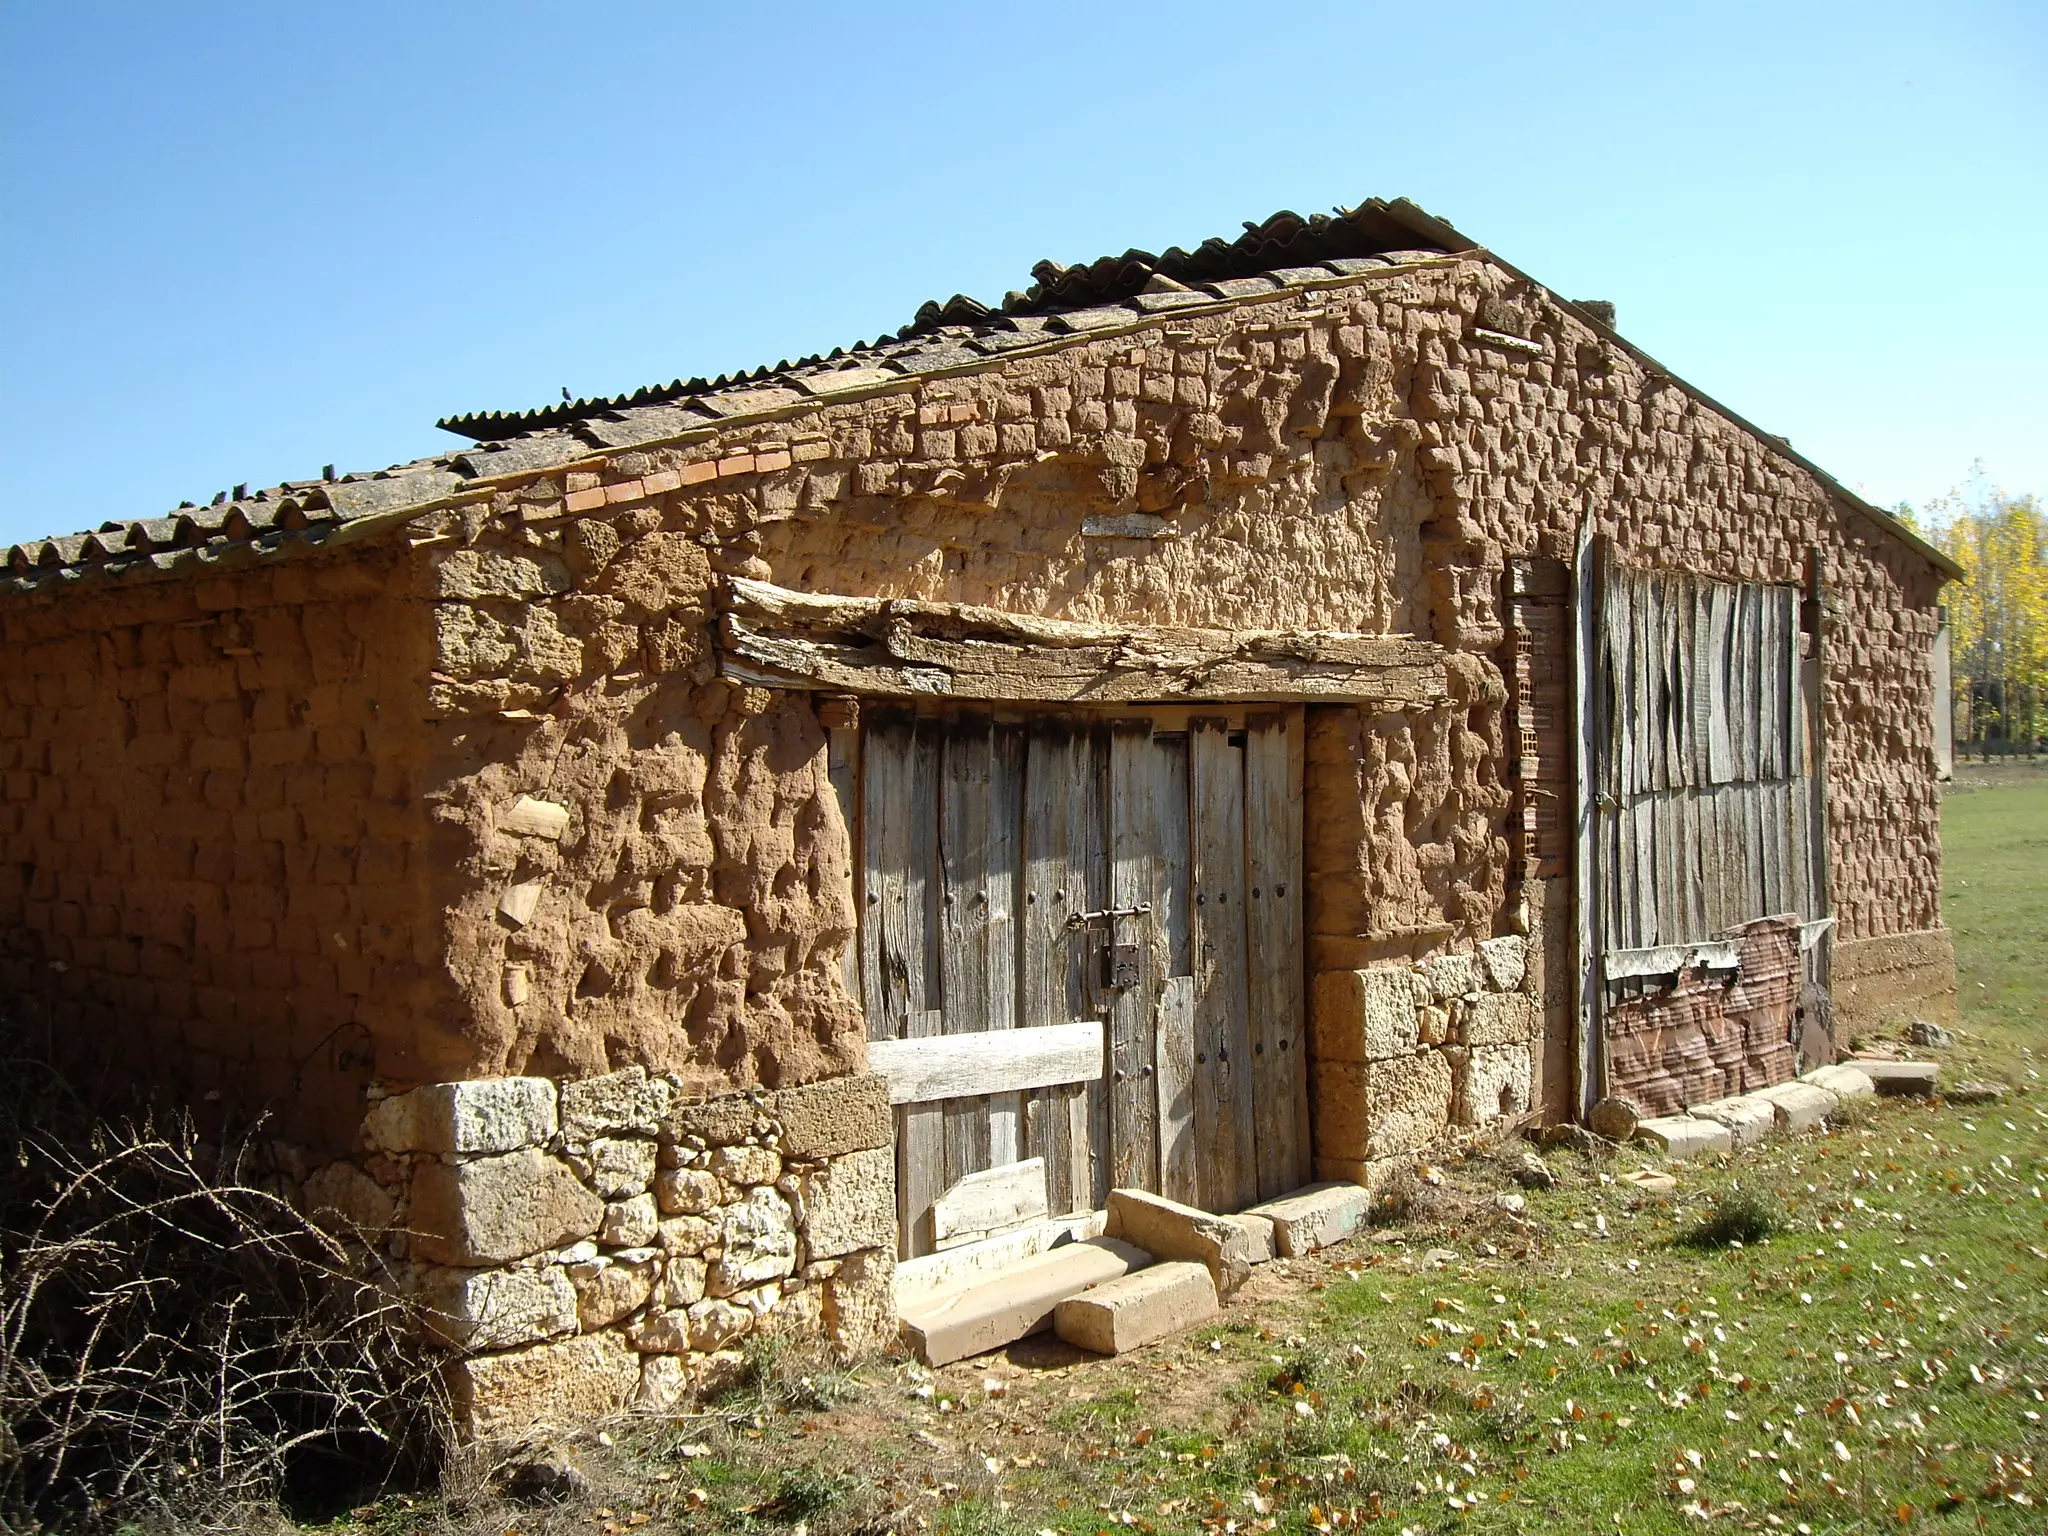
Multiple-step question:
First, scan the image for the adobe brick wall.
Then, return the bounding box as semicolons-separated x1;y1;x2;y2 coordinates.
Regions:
0;547;438;1148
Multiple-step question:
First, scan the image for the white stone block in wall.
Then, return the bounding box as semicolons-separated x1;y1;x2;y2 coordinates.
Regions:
363;1077;556;1155
560;1066;674;1140
408;1147;605;1266
655;1167;723;1216
1478;935;1528;992
1457;1043;1533;1127
600;1193;660;1249
419;1264;578;1350
688;1297;754;1351
710;1185;797;1294
1421;951;1479;1003
799;1145;896;1260
1459;992;1538;1047
1311;967;1420;1061
710;1143;782;1187
579;1136;658;1198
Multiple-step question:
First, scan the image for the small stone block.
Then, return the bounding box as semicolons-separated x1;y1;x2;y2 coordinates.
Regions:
1105;1188;1253;1297
1847;1058;1940;1095
363;1076;556;1155
1634;1115;1734;1160
1245;1182;1372;1257
1230;1213;1276;1264
1691;1095;1778;1148
773;1073;892;1158
1803;1064;1876;1099
502;796;570;839
1753;1080;1838;1133
1054;1261;1219;1355
900;1237;1150;1366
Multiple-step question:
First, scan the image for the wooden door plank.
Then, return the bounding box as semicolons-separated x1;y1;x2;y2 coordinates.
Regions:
1022;722;1076;1210
1107;721;1162;1192
1154;974;1198;1205
1244;709;1308;1198
986;722;1025;1165
1191;719;1256;1212
939;717;996;1188
869;1020;1107;1103
931;1158;1049;1249
861;713;923;1040
897;1008;945;1257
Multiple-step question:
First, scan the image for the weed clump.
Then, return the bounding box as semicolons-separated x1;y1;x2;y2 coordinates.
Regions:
1681;1189;1782;1249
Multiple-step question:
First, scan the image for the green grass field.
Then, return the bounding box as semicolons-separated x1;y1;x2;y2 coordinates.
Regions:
329;773;2048;1536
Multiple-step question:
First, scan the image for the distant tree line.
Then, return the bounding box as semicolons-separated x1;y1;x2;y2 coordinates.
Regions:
1909;479;2046;757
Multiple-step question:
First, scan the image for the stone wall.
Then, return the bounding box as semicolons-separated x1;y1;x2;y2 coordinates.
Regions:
1306;935;1534;1185
298;1067;896;1438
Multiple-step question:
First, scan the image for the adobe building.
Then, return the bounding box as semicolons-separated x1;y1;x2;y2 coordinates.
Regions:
0;198;1957;1426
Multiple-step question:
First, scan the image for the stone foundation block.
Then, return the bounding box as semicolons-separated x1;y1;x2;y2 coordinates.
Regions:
1754;1080;1837;1132
1312;1049;1453;1160
1104;1188;1252;1297
900;1237;1148;1366
1420;951;1478;1002
364;1077;555;1155
1055;1260;1219;1355
655;1167;721;1216
774;1073;893;1158
823;1245;898;1357
1458;993;1537;1048
1478;935;1528;991
709;1185;796;1294
410;1148;605;1266
1311;967;1420;1062
710;1143;781;1187
1803;1064;1876;1099
1245;1182;1372;1257
420;1264;578;1350
1847;1059;1940;1095
560;1066;674;1140
447;1331;641;1439
569;1255;657;1330
580;1136;658;1198
663;1095;758;1147
301;1160;396;1234
799;1145;896;1259
1635;1115;1733;1160
600;1193;660;1249
1691;1095;1777;1148
1229;1213;1276;1264
1455;1043;1532;1126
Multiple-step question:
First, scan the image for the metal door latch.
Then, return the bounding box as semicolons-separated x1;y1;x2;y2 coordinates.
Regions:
1104;943;1141;990
1065;902;1152;931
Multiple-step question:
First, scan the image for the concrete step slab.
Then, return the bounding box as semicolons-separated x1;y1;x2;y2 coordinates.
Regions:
1105;1189;1253;1296
1054;1260;1219;1355
1753;1080;1837;1132
1803;1064;1876;1099
1634;1115;1733;1159
1846;1059;1939;1096
893;1213;1105;1312
1691;1095;1777;1147
900;1237;1150;1366
1244;1183;1373;1257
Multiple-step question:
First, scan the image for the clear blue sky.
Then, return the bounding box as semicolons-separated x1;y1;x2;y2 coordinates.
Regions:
2;1;2042;548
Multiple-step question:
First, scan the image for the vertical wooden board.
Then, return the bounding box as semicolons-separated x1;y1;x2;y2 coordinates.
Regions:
985;722;1025;1166
1020;722;1106;1214
861;714;934;1040
897;1009;945;1257
938;717;995;1188
1155;735;1192;979
1154;974;1198;1204
1707;581;1736;784
1244;710;1308;1199
1690;581;1715;790
1107;721;1162;1193
1191;719;1255;1212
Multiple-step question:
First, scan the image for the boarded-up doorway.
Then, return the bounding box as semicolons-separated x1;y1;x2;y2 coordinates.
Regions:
854;707;1309;1258
1574;548;1832;1118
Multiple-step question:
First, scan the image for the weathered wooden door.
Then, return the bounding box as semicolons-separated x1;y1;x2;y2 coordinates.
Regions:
856;707;1308;1257
1575;550;1831;1117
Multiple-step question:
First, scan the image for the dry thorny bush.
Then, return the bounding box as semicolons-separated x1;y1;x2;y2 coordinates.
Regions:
0;1021;447;1531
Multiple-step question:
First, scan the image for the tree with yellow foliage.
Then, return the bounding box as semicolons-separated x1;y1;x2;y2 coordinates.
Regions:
1917;478;2047;755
